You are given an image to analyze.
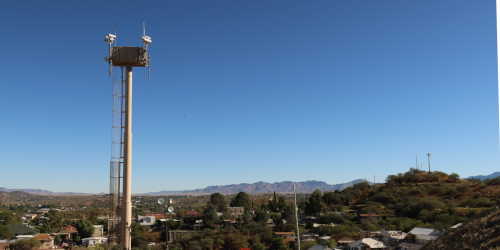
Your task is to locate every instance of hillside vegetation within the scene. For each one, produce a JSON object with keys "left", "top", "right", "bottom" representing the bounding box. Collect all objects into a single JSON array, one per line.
[
  {"left": 313, "top": 168, "right": 500, "bottom": 231},
  {"left": 421, "top": 206, "right": 500, "bottom": 249}
]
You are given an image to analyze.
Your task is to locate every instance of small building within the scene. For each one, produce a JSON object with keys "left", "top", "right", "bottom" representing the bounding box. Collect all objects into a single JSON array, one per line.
[
  {"left": 408, "top": 227, "right": 445, "bottom": 242},
  {"left": 58, "top": 229, "right": 78, "bottom": 240},
  {"left": 81, "top": 237, "right": 108, "bottom": 246},
  {"left": 300, "top": 231, "right": 318, "bottom": 241},
  {"left": 33, "top": 233, "right": 54, "bottom": 249},
  {"left": 274, "top": 232, "right": 295, "bottom": 241},
  {"left": 227, "top": 207, "right": 244, "bottom": 219},
  {"left": 15, "top": 235, "right": 34, "bottom": 240},
  {"left": 330, "top": 235, "right": 354, "bottom": 247},
  {"left": 348, "top": 238, "right": 387, "bottom": 250},
  {"left": 319, "top": 236, "right": 332, "bottom": 245},
  {"left": 380, "top": 231, "right": 407, "bottom": 243},
  {"left": 138, "top": 216, "right": 156, "bottom": 228}
]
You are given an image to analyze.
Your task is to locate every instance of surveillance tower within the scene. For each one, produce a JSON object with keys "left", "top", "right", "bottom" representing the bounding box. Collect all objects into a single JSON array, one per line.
[{"left": 105, "top": 23, "right": 151, "bottom": 250}]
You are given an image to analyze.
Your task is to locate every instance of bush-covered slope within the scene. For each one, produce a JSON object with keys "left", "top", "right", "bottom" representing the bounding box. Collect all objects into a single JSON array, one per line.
[{"left": 421, "top": 207, "right": 500, "bottom": 250}]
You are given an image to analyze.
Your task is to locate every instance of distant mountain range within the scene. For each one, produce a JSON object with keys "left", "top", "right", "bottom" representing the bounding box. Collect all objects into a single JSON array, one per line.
[
  {"left": 0, "top": 187, "right": 103, "bottom": 196},
  {"left": 14, "top": 172, "right": 500, "bottom": 196},
  {"left": 466, "top": 172, "right": 500, "bottom": 181},
  {"left": 140, "top": 179, "right": 372, "bottom": 195}
]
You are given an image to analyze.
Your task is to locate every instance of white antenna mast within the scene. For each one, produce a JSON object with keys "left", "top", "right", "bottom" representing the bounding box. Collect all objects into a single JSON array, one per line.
[{"left": 141, "top": 22, "right": 152, "bottom": 78}]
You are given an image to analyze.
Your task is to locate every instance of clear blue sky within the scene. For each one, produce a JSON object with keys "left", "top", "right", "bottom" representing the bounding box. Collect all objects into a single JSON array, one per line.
[{"left": 0, "top": 1, "right": 498, "bottom": 193}]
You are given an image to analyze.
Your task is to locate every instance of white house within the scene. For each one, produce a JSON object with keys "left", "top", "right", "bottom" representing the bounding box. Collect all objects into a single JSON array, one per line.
[
  {"left": 380, "top": 231, "right": 407, "bottom": 243},
  {"left": 82, "top": 237, "right": 108, "bottom": 246},
  {"left": 138, "top": 216, "right": 156, "bottom": 228},
  {"left": 16, "top": 235, "right": 34, "bottom": 240},
  {"left": 408, "top": 227, "right": 445, "bottom": 242},
  {"left": 348, "top": 238, "right": 387, "bottom": 250}
]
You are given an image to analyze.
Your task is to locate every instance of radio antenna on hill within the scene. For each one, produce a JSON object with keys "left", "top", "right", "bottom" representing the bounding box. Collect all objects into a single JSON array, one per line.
[
  {"left": 427, "top": 153, "right": 431, "bottom": 173},
  {"left": 104, "top": 22, "right": 152, "bottom": 250}
]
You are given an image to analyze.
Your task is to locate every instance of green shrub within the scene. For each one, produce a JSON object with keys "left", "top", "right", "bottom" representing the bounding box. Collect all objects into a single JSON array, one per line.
[{"left": 456, "top": 184, "right": 469, "bottom": 192}]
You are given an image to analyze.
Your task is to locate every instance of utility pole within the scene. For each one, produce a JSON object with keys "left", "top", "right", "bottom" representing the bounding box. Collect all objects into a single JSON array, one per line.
[
  {"left": 416, "top": 154, "right": 418, "bottom": 169},
  {"left": 293, "top": 184, "right": 300, "bottom": 250},
  {"left": 427, "top": 153, "right": 431, "bottom": 173}
]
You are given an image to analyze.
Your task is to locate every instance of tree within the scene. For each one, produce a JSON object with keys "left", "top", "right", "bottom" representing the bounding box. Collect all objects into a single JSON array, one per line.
[
  {"left": 281, "top": 204, "right": 296, "bottom": 224},
  {"left": 277, "top": 196, "right": 287, "bottom": 212},
  {"left": 449, "top": 173, "right": 460, "bottom": 183},
  {"left": 9, "top": 238, "right": 41, "bottom": 250},
  {"left": 305, "top": 189, "right": 325, "bottom": 216},
  {"left": 324, "top": 238, "right": 337, "bottom": 248},
  {"left": 268, "top": 191, "right": 278, "bottom": 212},
  {"left": 0, "top": 211, "right": 22, "bottom": 225},
  {"left": 40, "top": 223, "right": 51, "bottom": 233},
  {"left": 230, "top": 192, "right": 252, "bottom": 211},
  {"left": 208, "top": 193, "right": 227, "bottom": 212},
  {"left": 223, "top": 233, "right": 248, "bottom": 249},
  {"left": 203, "top": 203, "right": 220, "bottom": 228},
  {"left": 0, "top": 225, "right": 12, "bottom": 239},
  {"left": 75, "top": 219, "right": 95, "bottom": 238},
  {"left": 254, "top": 208, "right": 270, "bottom": 222},
  {"left": 131, "top": 222, "right": 147, "bottom": 248},
  {"left": 252, "top": 242, "right": 266, "bottom": 250},
  {"left": 54, "top": 235, "right": 61, "bottom": 245},
  {"left": 270, "top": 237, "right": 287, "bottom": 250}
]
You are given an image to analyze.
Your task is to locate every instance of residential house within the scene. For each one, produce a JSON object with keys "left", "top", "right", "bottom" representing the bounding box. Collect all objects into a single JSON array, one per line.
[
  {"left": 330, "top": 235, "right": 354, "bottom": 247},
  {"left": 226, "top": 207, "right": 244, "bottom": 219},
  {"left": 146, "top": 213, "right": 166, "bottom": 219},
  {"left": 93, "top": 225, "right": 104, "bottom": 237},
  {"left": 300, "top": 231, "right": 318, "bottom": 241},
  {"left": 186, "top": 211, "right": 199, "bottom": 217},
  {"left": 15, "top": 235, "right": 34, "bottom": 240},
  {"left": 348, "top": 238, "right": 387, "bottom": 250},
  {"left": 408, "top": 227, "right": 445, "bottom": 242},
  {"left": 33, "top": 233, "right": 54, "bottom": 249},
  {"left": 380, "top": 231, "right": 407, "bottom": 243},
  {"left": 24, "top": 214, "right": 37, "bottom": 220},
  {"left": 137, "top": 216, "right": 156, "bottom": 228},
  {"left": 58, "top": 228, "right": 78, "bottom": 240},
  {"left": 274, "top": 232, "right": 295, "bottom": 243},
  {"left": 319, "top": 236, "right": 332, "bottom": 245},
  {"left": 82, "top": 237, "right": 108, "bottom": 246}
]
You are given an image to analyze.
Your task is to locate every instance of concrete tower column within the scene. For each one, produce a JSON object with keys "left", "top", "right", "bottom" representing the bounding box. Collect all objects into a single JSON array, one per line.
[{"left": 121, "top": 66, "right": 133, "bottom": 250}]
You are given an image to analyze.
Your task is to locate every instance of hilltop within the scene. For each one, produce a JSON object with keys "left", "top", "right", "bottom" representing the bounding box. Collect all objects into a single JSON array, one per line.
[{"left": 328, "top": 169, "right": 500, "bottom": 231}]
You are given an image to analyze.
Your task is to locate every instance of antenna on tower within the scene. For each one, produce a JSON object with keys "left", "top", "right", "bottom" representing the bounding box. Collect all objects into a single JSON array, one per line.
[{"left": 141, "top": 22, "right": 152, "bottom": 78}]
